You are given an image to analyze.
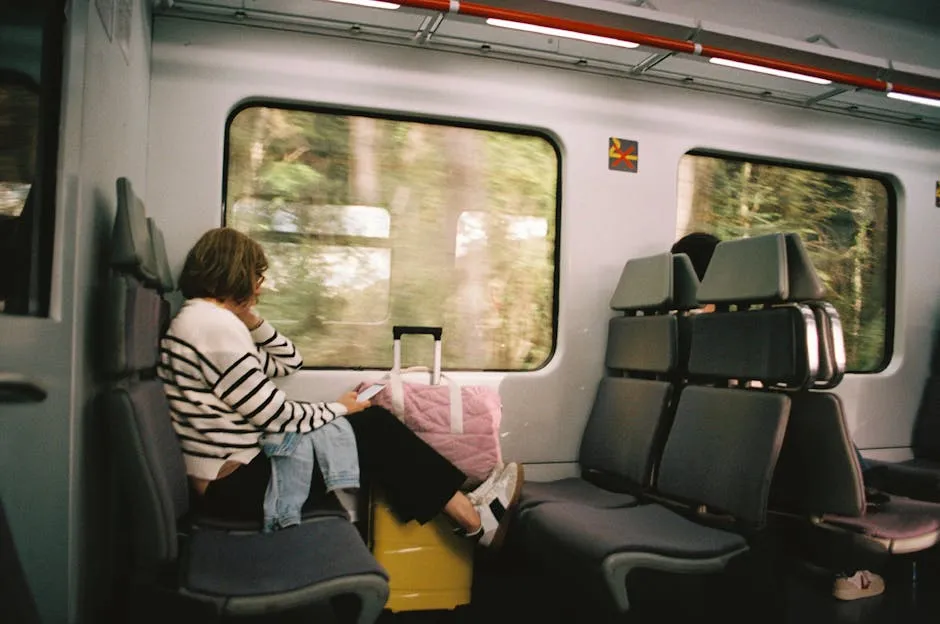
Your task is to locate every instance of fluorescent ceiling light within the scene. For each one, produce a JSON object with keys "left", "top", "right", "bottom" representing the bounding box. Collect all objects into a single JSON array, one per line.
[
  {"left": 324, "top": 0, "right": 400, "bottom": 9},
  {"left": 485, "top": 18, "right": 638, "bottom": 49},
  {"left": 709, "top": 57, "right": 832, "bottom": 85},
  {"left": 887, "top": 92, "right": 940, "bottom": 108}
]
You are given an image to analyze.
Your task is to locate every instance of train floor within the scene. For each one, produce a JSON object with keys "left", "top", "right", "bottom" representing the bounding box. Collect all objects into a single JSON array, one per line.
[
  {"left": 374, "top": 545, "right": 940, "bottom": 624},
  {"left": 193, "top": 539, "right": 940, "bottom": 624}
]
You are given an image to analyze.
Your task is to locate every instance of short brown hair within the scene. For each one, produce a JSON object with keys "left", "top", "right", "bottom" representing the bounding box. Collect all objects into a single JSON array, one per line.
[{"left": 178, "top": 228, "right": 268, "bottom": 303}]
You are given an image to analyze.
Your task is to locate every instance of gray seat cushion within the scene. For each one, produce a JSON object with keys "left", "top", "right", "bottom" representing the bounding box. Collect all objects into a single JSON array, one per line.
[
  {"left": 820, "top": 495, "right": 940, "bottom": 554},
  {"left": 521, "top": 502, "right": 748, "bottom": 611},
  {"left": 523, "top": 502, "right": 747, "bottom": 563},
  {"left": 184, "top": 517, "right": 388, "bottom": 608},
  {"left": 518, "top": 477, "right": 637, "bottom": 513}
]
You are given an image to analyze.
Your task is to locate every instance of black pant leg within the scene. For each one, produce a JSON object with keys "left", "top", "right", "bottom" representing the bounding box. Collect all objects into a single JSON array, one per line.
[
  {"left": 201, "top": 452, "right": 271, "bottom": 523},
  {"left": 347, "top": 406, "right": 466, "bottom": 524}
]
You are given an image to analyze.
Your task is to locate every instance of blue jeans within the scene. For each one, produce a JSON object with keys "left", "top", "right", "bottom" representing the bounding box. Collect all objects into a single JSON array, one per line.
[{"left": 260, "top": 419, "right": 360, "bottom": 532}]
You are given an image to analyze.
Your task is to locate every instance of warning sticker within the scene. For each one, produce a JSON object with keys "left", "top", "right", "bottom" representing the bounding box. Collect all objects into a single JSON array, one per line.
[{"left": 609, "top": 138, "right": 638, "bottom": 173}]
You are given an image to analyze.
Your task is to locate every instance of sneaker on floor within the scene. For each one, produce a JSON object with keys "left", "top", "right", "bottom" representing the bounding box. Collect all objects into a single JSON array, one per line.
[
  {"left": 475, "top": 463, "right": 524, "bottom": 550},
  {"left": 833, "top": 570, "right": 885, "bottom": 601}
]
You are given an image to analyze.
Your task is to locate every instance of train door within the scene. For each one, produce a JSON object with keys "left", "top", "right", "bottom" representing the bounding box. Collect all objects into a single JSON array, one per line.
[{"left": 0, "top": 1, "right": 69, "bottom": 622}]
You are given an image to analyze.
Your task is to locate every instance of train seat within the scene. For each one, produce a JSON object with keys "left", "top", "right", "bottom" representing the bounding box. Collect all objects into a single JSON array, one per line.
[
  {"left": 756, "top": 234, "right": 940, "bottom": 561},
  {"left": 517, "top": 251, "right": 699, "bottom": 513},
  {"left": 770, "top": 390, "right": 940, "bottom": 558},
  {"left": 515, "top": 235, "right": 819, "bottom": 614},
  {"left": 104, "top": 177, "right": 389, "bottom": 623}
]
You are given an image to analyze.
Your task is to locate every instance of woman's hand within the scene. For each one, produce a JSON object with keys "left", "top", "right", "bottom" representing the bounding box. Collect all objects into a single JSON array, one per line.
[
  {"left": 337, "top": 391, "right": 370, "bottom": 415},
  {"left": 232, "top": 299, "right": 263, "bottom": 330}
]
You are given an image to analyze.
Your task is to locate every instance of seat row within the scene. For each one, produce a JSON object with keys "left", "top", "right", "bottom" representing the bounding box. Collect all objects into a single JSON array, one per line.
[
  {"left": 103, "top": 178, "right": 390, "bottom": 622},
  {"left": 508, "top": 232, "right": 940, "bottom": 614}
]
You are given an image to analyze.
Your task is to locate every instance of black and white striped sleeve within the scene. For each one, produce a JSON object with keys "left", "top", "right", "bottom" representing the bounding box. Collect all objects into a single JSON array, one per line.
[
  {"left": 249, "top": 320, "right": 304, "bottom": 378},
  {"left": 201, "top": 324, "right": 345, "bottom": 433}
]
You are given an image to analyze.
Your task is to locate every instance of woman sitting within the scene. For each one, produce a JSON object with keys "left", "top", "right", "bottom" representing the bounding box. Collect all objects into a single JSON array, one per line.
[{"left": 158, "top": 227, "right": 521, "bottom": 549}]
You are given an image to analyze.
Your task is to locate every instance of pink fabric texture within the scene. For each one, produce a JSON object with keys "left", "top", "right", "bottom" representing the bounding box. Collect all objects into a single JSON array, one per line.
[{"left": 356, "top": 381, "right": 503, "bottom": 486}]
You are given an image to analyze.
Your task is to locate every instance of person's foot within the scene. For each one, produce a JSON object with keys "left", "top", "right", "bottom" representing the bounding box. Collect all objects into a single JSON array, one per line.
[
  {"left": 833, "top": 570, "right": 885, "bottom": 601},
  {"left": 474, "top": 463, "right": 524, "bottom": 550},
  {"left": 468, "top": 462, "right": 515, "bottom": 505}
]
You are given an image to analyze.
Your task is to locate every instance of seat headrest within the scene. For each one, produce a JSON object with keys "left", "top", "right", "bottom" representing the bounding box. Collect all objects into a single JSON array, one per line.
[
  {"left": 112, "top": 178, "right": 160, "bottom": 287},
  {"left": 698, "top": 233, "right": 825, "bottom": 305},
  {"left": 610, "top": 253, "right": 671, "bottom": 312},
  {"left": 785, "top": 234, "right": 826, "bottom": 301},
  {"left": 147, "top": 218, "right": 176, "bottom": 293},
  {"left": 610, "top": 252, "right": 699, "bottom": 312}
]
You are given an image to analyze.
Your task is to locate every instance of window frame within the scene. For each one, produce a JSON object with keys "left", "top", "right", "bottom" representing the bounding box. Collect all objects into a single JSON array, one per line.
[
  {"left": 221, "top": 100, "right": 564, "bottom": 372},
  {"left": 680, "top": 148, "right": 897, "bottom": 373}
]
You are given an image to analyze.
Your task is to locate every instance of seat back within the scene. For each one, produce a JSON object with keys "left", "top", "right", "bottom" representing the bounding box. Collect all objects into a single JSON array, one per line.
[
  {"left": 578, "top": 252, "right": 698, "bottom": 492},
  {"left": 656, "top": 386, "right": 790, "bottom": 525},
  {"left": 105, "top": 178, "right": 188, "bottom": 568},
  {"left": 710, "top": 234, "right": 870, "bottom": 519},
  {"left": 654, "top": 234, "right": 834, "bottom": 528},
  {"left": 769, "top": 392, "right": 866, "bottom": 516}
]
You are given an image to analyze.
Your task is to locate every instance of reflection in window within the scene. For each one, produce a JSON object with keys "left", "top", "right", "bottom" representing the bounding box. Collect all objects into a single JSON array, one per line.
[
  {"left": 225, "top": 107, "right": 560, "bottom": 370},
  {"left": 0, "top": 182, "right": 30, "bottom": 217},
  {"left": 677, "top": 153, "right": 892, "bottom": 372}
]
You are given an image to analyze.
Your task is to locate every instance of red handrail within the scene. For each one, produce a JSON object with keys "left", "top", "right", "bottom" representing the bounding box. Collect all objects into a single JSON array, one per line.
[{"left": 394, "top": 0, "right": 940, "bottom": 101}]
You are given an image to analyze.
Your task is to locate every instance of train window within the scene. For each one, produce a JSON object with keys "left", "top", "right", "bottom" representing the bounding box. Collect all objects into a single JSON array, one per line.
[
  {"left": 677, "top": 152, "right": 894, "bottom": 372},
  {"left": 224, "top": 105, "right": 560, "bottom": 370},
  {"left": 0, "top": 83, "right": 35, "bottom": 219},
  {"left": 0, "top": 1, "right": 64, "bottom": 316}
]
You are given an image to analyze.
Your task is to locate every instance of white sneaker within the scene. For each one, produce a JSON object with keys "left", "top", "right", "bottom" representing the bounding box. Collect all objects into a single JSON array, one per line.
[
  {"left": 468, "top": 462, "right": 511, "bottom": 505},
  {"left": 474, "top": 463, "right": 524, "bottom": 550},
  {"left": 833, "top": 570, "right": 885, "bottom": 601}
]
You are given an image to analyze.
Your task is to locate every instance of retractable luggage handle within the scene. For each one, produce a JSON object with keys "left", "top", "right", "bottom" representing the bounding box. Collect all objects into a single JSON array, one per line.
[
  {"left": 389, "top": 326, "right": 464, "bottom": 435},
  {"left": 392, "top": 325, "right": 443, "bottom": 385}
]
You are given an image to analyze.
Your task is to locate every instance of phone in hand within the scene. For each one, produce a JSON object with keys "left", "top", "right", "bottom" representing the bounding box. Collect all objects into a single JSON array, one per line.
[{"left": 356, "top": 383, "right": 386, "bottom": 402}]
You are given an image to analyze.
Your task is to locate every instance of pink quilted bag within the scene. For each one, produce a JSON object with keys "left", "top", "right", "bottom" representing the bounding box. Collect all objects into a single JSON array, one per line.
[{"left": 356, "top": 368, "right": 503, "bottom": 488}]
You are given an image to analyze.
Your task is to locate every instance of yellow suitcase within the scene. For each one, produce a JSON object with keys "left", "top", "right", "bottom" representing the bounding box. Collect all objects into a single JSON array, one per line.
[
  {"left": 369, "top": 490, "right": 474, "bottom": 612},
  {"left": 367, "top": 326, "right": 475, "bottom": 612}
]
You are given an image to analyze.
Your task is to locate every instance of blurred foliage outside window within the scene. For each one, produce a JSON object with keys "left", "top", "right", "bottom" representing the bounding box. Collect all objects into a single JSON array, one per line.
[
  {"left": 225, "top": 106, "right": 559, "bottom": 370},
  {"left": 677, "top": 153, "right": 892, "bottom": 372}
]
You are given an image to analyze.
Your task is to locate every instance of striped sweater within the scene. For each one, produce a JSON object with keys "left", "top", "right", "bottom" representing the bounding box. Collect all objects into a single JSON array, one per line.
[{"left": 158, "top": 298, "right": 348, "bottom": 480}]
